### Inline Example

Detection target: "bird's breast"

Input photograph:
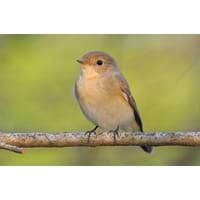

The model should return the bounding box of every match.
[76,75,110,104]
[75,75,137,130]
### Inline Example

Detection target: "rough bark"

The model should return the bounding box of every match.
[0,131,200,153]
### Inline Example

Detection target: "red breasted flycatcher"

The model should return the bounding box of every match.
[75,51,152,153]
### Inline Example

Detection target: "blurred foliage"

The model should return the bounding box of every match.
[0,34,200,165]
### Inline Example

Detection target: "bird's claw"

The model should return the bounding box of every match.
[85,126,98,143]
[108,126,120,144]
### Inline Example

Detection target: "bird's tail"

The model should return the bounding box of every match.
[140,145,153,153]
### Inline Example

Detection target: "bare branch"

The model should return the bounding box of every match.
[0,131,200,154]
[0,142,24,154]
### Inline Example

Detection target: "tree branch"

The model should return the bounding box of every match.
[0,142,24,154]
[0,131,200,154]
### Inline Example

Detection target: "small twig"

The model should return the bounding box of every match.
[0,142,24,154]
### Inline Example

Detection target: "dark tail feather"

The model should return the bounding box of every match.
[140,145,153,153]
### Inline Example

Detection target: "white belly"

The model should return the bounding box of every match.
[81,97,136,130]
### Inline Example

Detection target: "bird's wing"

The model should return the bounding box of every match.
[114,72,143,132]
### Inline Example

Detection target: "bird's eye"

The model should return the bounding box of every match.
[96,60,103,66]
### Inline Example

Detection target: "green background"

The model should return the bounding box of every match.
[0,34,199,165]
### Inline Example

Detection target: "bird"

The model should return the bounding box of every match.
[74,51,152,153]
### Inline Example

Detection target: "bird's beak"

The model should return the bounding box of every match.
[76,59,84,64]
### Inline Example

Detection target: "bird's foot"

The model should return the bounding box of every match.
[85,125,99,143]
[108,126,120,144]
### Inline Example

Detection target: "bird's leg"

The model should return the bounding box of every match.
[85,125,99,143]
[108,126,120,144]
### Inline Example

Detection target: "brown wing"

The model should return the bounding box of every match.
[114,72,143,132]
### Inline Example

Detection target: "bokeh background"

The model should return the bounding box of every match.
[0,34,199,165]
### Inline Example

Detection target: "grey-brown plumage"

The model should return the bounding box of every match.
[75,51,153,153]
[115,73,152,153]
